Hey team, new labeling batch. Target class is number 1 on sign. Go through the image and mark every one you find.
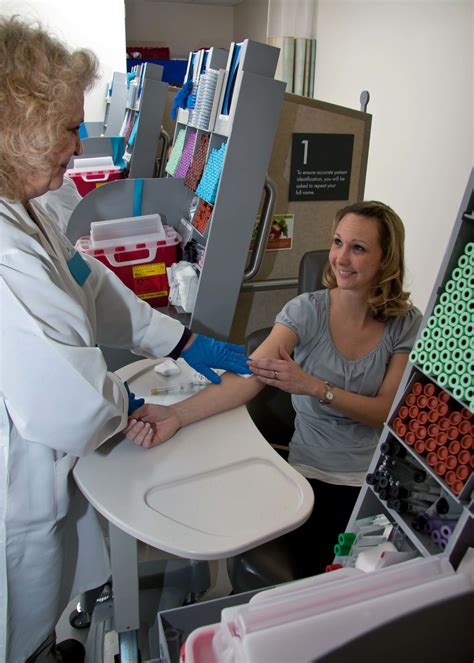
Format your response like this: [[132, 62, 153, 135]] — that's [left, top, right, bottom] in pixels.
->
[[301, 139, 308, 165]]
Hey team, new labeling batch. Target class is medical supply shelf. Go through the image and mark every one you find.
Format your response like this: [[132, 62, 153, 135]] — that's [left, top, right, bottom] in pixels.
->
[[166, 39, 285, 337], [69, 63, 167, 180], [123, 62, 169, 179], [344, 169, 474, 572], [103, 71, 128, 137]]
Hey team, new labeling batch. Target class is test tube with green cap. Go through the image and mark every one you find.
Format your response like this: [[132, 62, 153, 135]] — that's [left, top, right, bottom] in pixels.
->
[[333, 542, 352, 556], [338, 532, 356, 547]]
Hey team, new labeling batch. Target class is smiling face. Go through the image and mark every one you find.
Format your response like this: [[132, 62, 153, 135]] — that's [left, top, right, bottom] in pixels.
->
[[329, 213, 384, 295], [23, 92, 84, 201]]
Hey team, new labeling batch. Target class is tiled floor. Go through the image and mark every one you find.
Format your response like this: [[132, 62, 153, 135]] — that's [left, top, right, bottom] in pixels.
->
[[56, 542, 232, 662]]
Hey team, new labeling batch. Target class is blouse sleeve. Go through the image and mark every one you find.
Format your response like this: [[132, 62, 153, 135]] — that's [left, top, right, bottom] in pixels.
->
[[275, 291, 325, 347], [391, 306, 423, 354]]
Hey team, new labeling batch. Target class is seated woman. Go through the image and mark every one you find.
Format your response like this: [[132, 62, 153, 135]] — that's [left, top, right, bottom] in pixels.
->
[[126, 200, 422, 576]]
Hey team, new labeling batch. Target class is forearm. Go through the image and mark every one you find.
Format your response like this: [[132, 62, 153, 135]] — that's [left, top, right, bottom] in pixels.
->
[[323, 385, 391, 428], [171, 372, 265, 427], [297, 375, 389, 428]]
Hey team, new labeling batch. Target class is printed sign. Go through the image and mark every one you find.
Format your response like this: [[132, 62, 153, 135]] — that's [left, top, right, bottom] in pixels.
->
[[289, 133, 354, 201], [249, 214, 294, 252]]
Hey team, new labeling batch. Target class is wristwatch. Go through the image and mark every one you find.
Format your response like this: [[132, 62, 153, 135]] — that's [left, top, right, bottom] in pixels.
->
[[319, 381, 335, 405]]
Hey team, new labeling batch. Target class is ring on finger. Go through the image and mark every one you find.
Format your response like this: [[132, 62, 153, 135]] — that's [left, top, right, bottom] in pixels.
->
[[273, 370, 278, 379]]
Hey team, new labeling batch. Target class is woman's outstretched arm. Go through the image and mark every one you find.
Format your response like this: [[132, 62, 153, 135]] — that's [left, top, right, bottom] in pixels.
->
[[125, 324, 299, 448]]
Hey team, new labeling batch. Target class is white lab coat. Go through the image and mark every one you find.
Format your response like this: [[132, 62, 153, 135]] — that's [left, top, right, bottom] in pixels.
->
[[34, 175, 82, 234], [0, 197, 185, 662]]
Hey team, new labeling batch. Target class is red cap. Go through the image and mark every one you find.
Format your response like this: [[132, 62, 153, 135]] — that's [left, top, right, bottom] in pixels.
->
[[458, 420, 471, 435], [437, 446, 449, 461], [435, 461, 447, 476], [423, 382, 436, 396], [409, 419, 420, 432], [445, 455, 458, 470], [405, 431, 416, 446], [457, 450, 471, 465], [398, 405, 409, 419], [448, 440, 460, 455], [437, 432, 448, 446], [452, 480, 464, 495], [460, 435, 473, 450], [426, 452, 438, 467], [427, 396, 439, 410], [412, 381, 423, 395], [425, 438, 437, 452], [427, 409, 440, 423], [414, 439, 426, 454], [447, 426, 459, 441], [417, 426, 427, 439], [438, 417, 450, 431], [437, 403, 449, 416], [405, 393, 417, 406], [445, 470, 457, 486], [393, 417, 403, 430], [438, 391, 451, 404], [418, 411, 429, 425], [449, 411, 462, 425], [417, 394, 428, 409], [395, 423, 407, 438], [456, 464, 470, 481]]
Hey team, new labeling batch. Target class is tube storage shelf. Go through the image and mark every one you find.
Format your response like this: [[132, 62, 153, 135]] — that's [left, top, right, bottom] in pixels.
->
[[163, 39, 286, 337], [341, 170, 474, 573]]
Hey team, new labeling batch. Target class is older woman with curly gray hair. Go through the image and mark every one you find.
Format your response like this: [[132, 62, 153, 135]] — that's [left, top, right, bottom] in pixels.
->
[[0, 17, 249, 663]]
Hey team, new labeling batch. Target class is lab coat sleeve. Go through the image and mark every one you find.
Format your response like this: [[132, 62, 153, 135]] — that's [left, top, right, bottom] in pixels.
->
[[0, 249, 128, 456], [82, 252, 186, 359], [34, 175, 82, 234]]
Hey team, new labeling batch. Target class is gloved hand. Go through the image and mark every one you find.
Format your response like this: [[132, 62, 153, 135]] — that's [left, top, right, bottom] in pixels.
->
[[181, 333, 251, 384], [124, 382, 145, 415]]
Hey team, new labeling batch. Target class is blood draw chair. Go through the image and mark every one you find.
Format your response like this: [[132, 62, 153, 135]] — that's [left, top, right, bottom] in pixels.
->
[[227, 249, 329, 592]]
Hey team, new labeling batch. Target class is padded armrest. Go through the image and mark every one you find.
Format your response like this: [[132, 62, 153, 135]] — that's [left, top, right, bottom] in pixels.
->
[[246, 327, 295, 449]]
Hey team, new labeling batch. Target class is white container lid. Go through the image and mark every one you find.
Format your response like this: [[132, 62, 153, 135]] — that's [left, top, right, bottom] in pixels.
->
[[90, 213, 166, 248], [70, 156, 118, 172]]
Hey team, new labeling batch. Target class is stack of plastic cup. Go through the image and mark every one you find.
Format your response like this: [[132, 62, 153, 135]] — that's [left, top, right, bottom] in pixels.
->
[[191, 69, 219, 131], [410, 241, 473, 411]]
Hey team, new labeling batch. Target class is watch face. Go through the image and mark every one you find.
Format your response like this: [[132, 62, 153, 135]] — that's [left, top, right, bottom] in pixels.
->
[[325, 389, 334, 402]]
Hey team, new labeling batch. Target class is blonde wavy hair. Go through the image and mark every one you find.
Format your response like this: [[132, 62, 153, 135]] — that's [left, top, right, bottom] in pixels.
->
[[0, 16, 99, 200], [322, 200, 413, 321]]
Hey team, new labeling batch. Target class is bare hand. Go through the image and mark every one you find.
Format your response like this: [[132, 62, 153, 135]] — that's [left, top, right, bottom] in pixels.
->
[[124, 404, 181, 449], [248, 344, 320, 396]]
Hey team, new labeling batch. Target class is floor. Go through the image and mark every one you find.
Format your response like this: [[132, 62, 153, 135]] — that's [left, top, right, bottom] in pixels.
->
[[56, 540, 233, 662]]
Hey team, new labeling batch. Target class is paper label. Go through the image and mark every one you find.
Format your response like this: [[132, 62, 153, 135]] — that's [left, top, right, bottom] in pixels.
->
[[132, 262, 168, 299]]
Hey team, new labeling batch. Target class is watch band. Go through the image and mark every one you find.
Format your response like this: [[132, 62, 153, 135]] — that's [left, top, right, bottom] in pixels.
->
[[319, 380, 335, 405]]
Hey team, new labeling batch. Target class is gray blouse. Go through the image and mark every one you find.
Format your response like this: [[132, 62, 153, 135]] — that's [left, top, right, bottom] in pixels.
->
[[276, 289, 422, 473]]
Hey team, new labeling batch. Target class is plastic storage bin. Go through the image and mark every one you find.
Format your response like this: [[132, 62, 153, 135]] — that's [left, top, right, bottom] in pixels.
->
[[76, 222, 181, 307], [67, 156, 124, 197]]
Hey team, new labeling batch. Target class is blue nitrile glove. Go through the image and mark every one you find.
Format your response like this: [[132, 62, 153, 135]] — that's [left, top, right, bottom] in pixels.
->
[[124, 382, 145, 415], [171, 79, 193, 119], [181, 333, 251, 384]]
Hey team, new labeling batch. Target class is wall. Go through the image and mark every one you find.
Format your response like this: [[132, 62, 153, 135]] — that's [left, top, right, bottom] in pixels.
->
[[233, 0, 269, 44], [124, 0, 234, 58], [314, 0, 473, 312], [1, 0, 127, 121]]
